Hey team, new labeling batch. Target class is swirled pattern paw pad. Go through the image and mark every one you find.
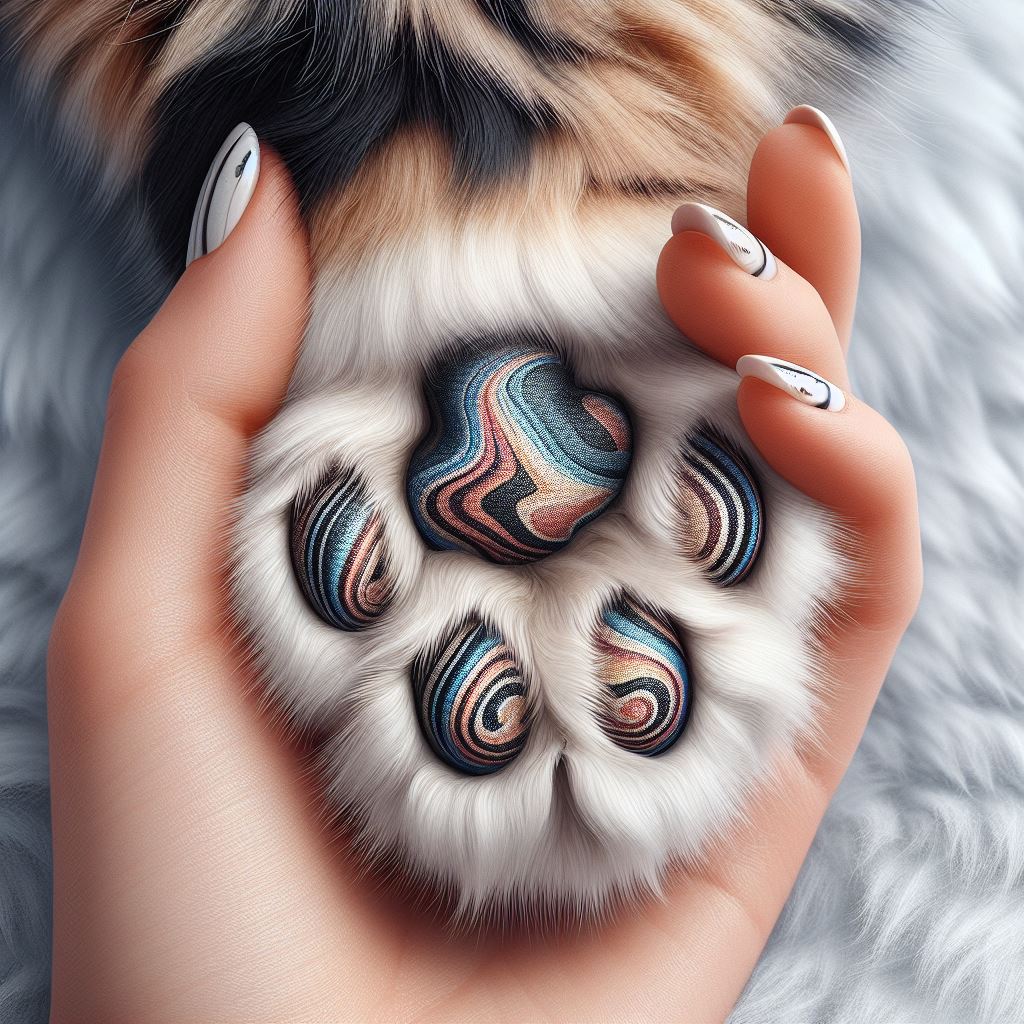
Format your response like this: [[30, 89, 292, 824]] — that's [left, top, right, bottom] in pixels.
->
[[678, 428, 764, 586], [595, 596, 692, 755], [413, 619, 530, 775], [407, 346, 633, 564], [245, 329, 832, 917], [290, 469, 395, 630]]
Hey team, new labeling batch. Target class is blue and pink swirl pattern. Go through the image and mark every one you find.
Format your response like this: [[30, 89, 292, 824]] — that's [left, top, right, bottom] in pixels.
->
[[413, 619, 530, 775], [290, 470, 395, 630], [678, 429, 764, 586], [407, 347, 633, 564], [595, 597, 691, 756]]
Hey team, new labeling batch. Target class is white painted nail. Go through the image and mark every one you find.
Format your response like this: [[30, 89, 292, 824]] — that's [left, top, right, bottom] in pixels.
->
[[186, 123, 260, 267], [784, 105, 851, 178], [670, 203, 778, 280], [736, 354, 846, 412]]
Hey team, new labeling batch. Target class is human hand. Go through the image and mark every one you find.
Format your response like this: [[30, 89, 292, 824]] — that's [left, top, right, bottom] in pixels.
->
[[47, 118, 919, 1023]]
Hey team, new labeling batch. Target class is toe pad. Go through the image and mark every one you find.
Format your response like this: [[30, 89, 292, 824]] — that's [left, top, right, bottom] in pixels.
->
[[595, 596, 692, 756], [413, 619, 530, 775], [290, 470, 395, 630]]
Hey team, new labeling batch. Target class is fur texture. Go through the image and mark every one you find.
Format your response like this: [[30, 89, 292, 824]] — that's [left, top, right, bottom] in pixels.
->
[[1, 0, 871, 912], [2, 0, 1023, 1018], [234, 330, 842, 911]]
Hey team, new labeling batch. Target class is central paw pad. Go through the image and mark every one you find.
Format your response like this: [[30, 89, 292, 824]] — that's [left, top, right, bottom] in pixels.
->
[[406, 346, 633, 564]]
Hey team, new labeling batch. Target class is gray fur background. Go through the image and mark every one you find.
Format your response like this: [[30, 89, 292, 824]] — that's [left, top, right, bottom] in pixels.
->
[[1, 0, 1022, 1020]]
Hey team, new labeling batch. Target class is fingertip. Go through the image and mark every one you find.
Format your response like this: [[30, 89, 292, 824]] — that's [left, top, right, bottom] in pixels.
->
[[180, 143, 309, 311], [143, 143, 311, 431], [77, 144, 312, 606], [657, 228, 846, 381], [226, 145, 308, 275], [783, 106, 851, 177], [748, 122, 854, 210], [736, 378, 912, 514], [747, 119, 860, 347], [736, 377, 920, 627], [655, 228, 734, 351]]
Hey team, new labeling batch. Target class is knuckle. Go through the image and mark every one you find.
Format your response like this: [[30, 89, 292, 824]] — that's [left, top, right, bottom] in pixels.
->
[[106, 341, 168, 425], [47, 593, 75, 667], [108, 343, 150, 405], [900, 542, 925, 619], [882, 552, 923, 632], [857, 415, 919, 514], [48, 577, 187, 700], [110, 340, 150, 392], [47, 585, 98, 684], [48, 581, 115, 669], [872, 415, 916, 483], [886, 430, 916, 486], [844, 411, 923, 633]]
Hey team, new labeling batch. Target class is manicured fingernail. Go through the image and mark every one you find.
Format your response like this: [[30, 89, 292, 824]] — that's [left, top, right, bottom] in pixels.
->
[[784, 105, 851, 177], [670, 203, 778, 280], [186, 123, 259, 267], [736, 354, 846, 412]]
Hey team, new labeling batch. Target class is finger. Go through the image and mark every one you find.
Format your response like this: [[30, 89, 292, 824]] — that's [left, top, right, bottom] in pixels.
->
[[747, 107, 860, 348], [68, 139, 310, 641], [45, 140, 368, 1019], [735, 364, 922, 768], [656, 206, 848, 386]]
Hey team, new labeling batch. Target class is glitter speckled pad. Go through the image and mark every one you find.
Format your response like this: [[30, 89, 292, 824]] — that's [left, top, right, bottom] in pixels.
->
[[407, 347, 633, 564], [678, 429, 764, 586], [595, 596, 691, 756], [290, 470, 395, 630], [413, 619, 530, 775]]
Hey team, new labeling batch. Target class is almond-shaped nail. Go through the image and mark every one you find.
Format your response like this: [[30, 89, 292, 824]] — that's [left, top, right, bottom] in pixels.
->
[[670, 203, 778, 280], [186, 123, 260, 267], [736, 354, 846, 412], [784, 105, 851, 177]]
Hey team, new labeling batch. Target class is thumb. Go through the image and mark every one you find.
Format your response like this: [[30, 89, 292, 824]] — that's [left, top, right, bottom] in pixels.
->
[[44, 137, 366, 1023], [67, 136, 309, 636]]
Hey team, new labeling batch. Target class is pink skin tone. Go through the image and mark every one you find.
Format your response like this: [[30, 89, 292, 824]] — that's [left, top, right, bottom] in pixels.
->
[[47, 123, 920, 1022]]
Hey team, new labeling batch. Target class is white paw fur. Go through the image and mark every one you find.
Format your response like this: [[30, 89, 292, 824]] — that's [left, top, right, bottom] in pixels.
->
[[232, 210, 848, 914]]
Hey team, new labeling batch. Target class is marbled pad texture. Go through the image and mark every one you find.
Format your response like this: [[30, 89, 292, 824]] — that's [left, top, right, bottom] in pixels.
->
[[413, 619, 530, 775], [280, 348, 776, 868], [594, 596, 691, 756], [407, 347, 633, 564], [678, 429, 764, 586], [290, 470, 395, 630]]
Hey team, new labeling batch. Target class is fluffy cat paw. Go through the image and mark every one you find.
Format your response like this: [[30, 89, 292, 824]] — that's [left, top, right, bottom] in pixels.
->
[[233, 329, 842, 914]]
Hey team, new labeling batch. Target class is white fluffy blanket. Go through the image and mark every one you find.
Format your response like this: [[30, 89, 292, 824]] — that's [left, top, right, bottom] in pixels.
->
[[0, 1, 1021, 1019]]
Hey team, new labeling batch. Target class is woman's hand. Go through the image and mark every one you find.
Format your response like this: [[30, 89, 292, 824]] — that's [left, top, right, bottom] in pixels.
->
[[47, 119, 920, 1023]]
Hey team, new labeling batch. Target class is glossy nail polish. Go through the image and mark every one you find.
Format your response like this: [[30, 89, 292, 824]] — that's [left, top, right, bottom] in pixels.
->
[[736, 354, 846, 412], [186, 123, 259, 267], [670, 203, 778, 280], [784, 105, 851, 177]]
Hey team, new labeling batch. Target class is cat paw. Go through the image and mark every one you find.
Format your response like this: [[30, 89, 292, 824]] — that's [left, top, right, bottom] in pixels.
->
[[233, 334, 842, 913]]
